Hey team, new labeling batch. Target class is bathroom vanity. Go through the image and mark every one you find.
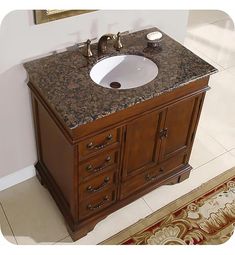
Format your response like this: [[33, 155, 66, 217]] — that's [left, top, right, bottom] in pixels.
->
[[24, 27, 217, 240]]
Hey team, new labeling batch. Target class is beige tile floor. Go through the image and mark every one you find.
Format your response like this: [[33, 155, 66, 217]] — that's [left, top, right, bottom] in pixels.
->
[[1, 10, 235, 245]]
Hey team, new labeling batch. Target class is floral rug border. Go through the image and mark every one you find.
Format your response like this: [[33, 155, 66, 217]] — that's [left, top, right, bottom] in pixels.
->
[[101, 167, 235, 245]]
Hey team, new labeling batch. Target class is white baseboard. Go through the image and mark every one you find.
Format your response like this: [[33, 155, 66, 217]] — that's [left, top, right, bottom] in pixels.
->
[[0, 165, 36, 191]]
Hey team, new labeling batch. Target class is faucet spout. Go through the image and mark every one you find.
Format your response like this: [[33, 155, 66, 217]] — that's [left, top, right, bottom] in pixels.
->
[[97, 34, 117, 55]]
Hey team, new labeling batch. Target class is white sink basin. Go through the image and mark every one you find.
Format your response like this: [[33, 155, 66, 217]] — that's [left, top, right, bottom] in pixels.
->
[[90, 55, 158, 89]]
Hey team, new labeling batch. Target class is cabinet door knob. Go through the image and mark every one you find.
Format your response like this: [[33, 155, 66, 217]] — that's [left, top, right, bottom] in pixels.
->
[[159, 129, 165, 139], [164, 128, 168, 138], [159, 128, 168, 139]]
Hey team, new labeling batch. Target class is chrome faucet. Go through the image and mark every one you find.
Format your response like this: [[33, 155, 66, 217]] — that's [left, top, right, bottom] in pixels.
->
[[98, 32, 123, 55]]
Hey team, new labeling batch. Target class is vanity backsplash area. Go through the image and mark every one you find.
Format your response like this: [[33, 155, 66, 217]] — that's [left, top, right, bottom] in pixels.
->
[[24, 27, 217, 240]]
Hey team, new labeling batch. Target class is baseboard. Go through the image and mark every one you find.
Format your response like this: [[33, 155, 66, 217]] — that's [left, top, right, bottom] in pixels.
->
[[0, 165, 36, 191]]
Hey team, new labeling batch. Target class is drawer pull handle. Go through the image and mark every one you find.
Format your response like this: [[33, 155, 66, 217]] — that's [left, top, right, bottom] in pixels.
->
[[145, 173, 158, 182], [86, 134, 113, 150], [86, 164, 93, 171], [86, 156, 112, 173], [87, 176, 110, 193], [159, 167, 164, 173], [87, 195, 109, 211]]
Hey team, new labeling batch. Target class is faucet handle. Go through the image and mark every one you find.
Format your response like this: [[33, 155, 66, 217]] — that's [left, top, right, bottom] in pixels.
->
[[78, 38, 97, 58], [66, 37, 97, 52], [77, 37, 97, 47], [114, 31, 129, 51], [84, 39, 93, 58], [114, 32, 123, 51]]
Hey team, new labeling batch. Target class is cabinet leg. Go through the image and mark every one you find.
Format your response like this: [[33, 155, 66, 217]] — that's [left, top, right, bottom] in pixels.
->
[[66, 213, 110, 241], [178, 171, 191, 183], [166, 165, 191, 185], [66, 224, 96, 242], [35, 162, 46, 188]]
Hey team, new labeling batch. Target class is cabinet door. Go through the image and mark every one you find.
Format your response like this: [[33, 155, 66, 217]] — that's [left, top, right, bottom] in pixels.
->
[[159, 95, 203, 161], [122, 110, 164, 179]]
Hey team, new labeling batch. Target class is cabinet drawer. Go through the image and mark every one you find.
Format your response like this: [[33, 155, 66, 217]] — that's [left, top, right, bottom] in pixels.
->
[[120, 154, 186, 199], [79, 150, 119, 181], [79, 170, 116, 201], [79, 128, 120, 159], [158, 154, 186, 176], [79, 189, 116, 220]]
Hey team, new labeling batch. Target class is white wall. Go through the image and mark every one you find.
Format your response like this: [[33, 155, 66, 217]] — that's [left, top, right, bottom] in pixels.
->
[[0, 10, 189, 179]]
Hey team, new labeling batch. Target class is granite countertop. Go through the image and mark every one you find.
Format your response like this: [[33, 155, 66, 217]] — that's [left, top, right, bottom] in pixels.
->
[[24, 27, 217, 129]]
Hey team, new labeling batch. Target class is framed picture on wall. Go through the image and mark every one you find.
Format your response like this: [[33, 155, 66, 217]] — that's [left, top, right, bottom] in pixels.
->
[[34, 10, 96, 24]]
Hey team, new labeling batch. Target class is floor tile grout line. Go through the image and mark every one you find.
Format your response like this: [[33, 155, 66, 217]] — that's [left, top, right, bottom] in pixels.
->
[[223, 64, 235, 70], [227, 149, 235, 159], [0, 202, 18, 245], [187, 17, 232, 30], [198, 125, 231, 153], [185, 17, 233, 71], [141, 197, 154, 213], [224, 66, 235, 76], [208, 138, 231, 153], [52, 234, 71, 244], [191, 151, 231, 171], [188, 17, 233, 30]]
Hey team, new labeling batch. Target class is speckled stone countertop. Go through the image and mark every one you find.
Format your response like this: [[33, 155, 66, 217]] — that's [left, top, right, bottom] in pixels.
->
[[24, 27, 217, 129]]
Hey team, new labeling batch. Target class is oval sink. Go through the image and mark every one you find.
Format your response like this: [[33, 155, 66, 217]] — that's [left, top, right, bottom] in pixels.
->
[[90, 55, 158, 90]]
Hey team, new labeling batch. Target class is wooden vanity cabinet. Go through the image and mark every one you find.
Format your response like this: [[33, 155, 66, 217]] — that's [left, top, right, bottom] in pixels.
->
[[29, 77, 209, 241]]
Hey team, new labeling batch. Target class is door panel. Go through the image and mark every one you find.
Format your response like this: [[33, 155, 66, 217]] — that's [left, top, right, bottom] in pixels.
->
[[160, 96, 201, 161], [122, 110, 163, 179]]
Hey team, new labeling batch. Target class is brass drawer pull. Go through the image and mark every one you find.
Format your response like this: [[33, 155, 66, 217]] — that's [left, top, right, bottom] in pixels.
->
[[86, 134, 113, 150], [86, 176, 110, 193], [159, 167, 164, 173], [87, 195, 109, 211], [86, 164, 93, 171], [86, 156, 112, 173], [145, 173, 158, 182]]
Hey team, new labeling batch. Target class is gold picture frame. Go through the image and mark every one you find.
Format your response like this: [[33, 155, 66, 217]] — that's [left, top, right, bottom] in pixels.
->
[[34, 10, 96, 24]]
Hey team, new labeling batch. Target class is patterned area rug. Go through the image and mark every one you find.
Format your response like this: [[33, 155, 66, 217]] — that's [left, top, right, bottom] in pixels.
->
[[101, 168, 235, 245]]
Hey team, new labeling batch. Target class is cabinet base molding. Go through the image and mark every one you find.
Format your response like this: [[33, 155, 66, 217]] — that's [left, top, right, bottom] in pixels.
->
[[35, 160, 191, 241]]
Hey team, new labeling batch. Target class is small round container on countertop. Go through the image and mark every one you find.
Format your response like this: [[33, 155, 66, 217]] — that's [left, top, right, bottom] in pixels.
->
[[146, 31, 163, 48]]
